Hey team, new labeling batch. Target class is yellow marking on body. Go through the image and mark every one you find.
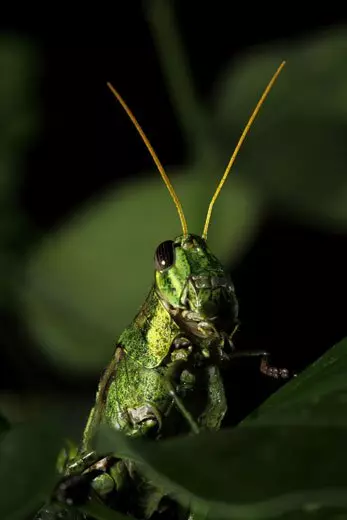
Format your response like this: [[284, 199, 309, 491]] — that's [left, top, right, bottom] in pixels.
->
[[146, 301, 178, 361]]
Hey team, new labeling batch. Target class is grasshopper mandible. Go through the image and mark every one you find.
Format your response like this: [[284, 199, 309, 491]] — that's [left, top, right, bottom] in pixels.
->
[[35, 61, 291, 520]]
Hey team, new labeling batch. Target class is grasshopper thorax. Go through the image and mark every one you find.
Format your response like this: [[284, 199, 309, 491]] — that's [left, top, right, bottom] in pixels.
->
[[154, 234, 239, 342]]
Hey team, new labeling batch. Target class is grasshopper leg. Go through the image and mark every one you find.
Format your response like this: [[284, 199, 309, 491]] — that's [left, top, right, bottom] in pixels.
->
[[127, 403, 162, 436], [260, 355, 297, 380], [227, 349, 296, 380], [198, 364, 227, 431]]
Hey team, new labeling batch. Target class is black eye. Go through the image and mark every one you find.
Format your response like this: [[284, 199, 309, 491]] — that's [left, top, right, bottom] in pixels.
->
[[154, 240, 175, 271]]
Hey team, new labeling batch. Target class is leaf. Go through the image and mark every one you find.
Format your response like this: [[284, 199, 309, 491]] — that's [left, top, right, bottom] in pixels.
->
[[95, 336, 347, 519], [243, 335, 347, 427], [21, 165, 260, 374], [0, 36, 38, 307], [0, 414, 66, 520], [212, 26, 347, 231], [81, 500, 132, 520], [0, 35, 38, 152], [0, 412, 10, 438]]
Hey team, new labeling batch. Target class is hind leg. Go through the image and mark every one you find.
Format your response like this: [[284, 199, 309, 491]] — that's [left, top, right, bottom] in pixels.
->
[[228, 349, 296, 380]]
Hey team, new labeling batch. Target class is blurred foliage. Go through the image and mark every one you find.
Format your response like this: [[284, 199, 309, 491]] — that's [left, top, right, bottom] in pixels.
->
[[212, 27, 347, 230], [95, 336, 347, 520], [0, 413, 66, 520], [0, 411, 10, 438], [0, 35, 38, 307]]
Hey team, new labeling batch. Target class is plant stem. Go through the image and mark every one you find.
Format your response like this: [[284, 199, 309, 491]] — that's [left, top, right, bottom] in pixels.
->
[[145, 0, 212, 162]]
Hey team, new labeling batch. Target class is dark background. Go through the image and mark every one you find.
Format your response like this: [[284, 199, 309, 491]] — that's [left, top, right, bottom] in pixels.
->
[[1, 4, 347, 429]]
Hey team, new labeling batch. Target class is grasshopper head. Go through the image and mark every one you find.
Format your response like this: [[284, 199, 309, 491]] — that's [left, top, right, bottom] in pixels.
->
[[154, 234, 238, 339]]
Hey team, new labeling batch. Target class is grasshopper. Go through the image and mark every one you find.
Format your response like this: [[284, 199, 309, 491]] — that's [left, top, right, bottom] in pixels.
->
[[34, 61, 291, 520]]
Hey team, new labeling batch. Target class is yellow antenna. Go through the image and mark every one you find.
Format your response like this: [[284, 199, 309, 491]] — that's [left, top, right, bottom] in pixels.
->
[[107, 82, 188, 236], [202, 61, 286, 240]]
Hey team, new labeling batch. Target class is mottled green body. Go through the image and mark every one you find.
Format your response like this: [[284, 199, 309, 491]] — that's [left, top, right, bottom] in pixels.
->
[[82, 235, 238, 452], [76, 235, 237, 518]]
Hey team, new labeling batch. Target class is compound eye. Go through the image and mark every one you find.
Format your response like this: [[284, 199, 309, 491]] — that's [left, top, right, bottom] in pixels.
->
[[154, 240, 175, 272]]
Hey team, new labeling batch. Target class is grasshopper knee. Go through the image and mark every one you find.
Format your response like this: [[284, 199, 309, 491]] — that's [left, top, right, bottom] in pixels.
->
[[128, 404, 162, 436], [91, 472, 115, 497], [170, 336, 193, 363]]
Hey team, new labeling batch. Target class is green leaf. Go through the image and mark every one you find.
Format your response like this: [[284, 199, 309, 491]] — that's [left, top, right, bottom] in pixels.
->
[[212, 26, 347, 231], [145, 0, 212, 160], [0, 36, 38, 308], [0, 35, 38, 152], [0, 414, 66, 520], [81, 500, 132, 520], [21, 166, 260, 374], [95, 336, 347, 519], [0, 412, 10, 438]]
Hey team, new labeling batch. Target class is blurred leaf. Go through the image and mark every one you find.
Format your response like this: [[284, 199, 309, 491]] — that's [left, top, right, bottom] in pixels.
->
[[212, 26, 347, 230], [81, 501, 132, 520], [21, 166, 260, 374], [0, 35, 39, 308], [0, 412, 10, 438], [0, 35, 39, 151], [145, 0, 213, 161], [95, 336, 347, 519], [0, 392, 90, 432], [0, 414, 65, 520]]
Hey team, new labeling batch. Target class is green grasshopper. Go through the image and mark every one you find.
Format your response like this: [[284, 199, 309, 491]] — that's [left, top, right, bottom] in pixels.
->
[[34, 61, 291, 520]]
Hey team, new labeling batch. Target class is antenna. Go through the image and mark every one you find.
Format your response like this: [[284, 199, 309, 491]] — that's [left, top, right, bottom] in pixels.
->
[[202, 61, 286, 239], [107, 82, 188, 236]]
